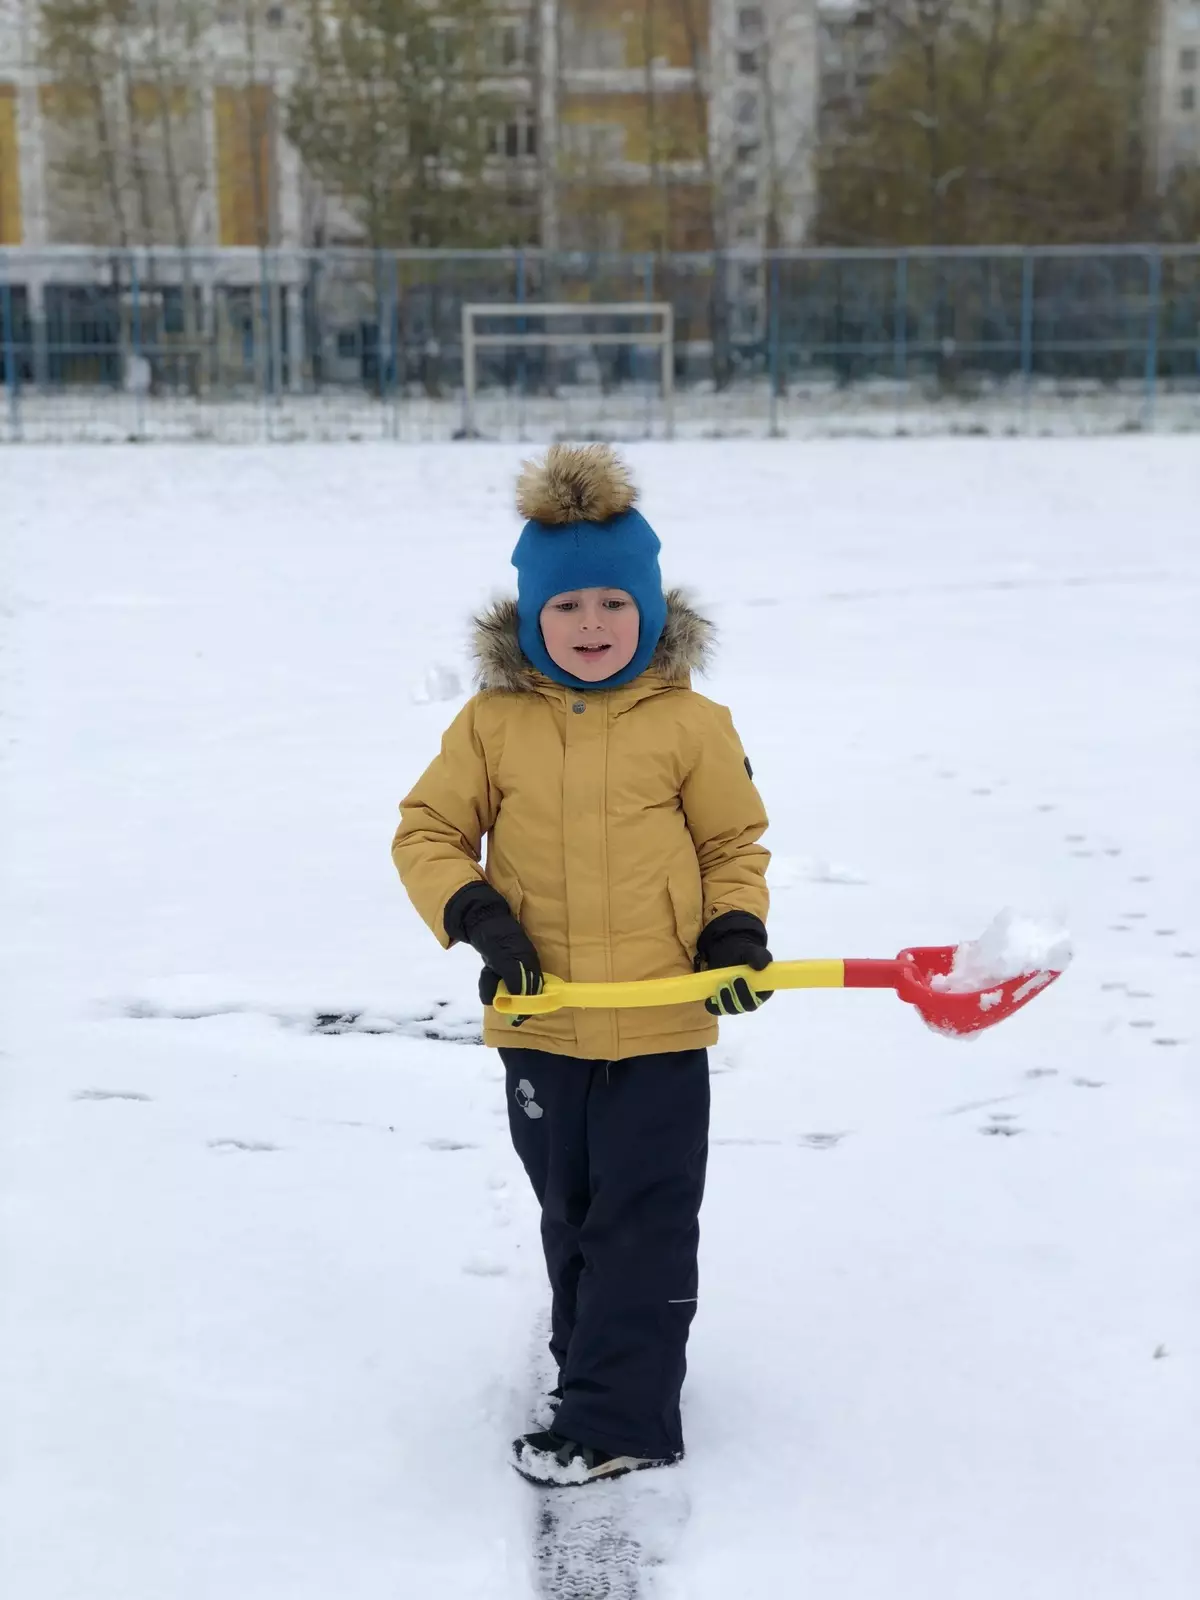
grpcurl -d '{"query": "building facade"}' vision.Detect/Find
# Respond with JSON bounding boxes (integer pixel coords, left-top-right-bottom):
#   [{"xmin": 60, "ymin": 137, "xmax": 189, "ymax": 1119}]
[
  {"xmin": 0, "ymin": 1, "xmax": 306, "ymax": 251},
  {"xmin": 0, "ymin": 0, "xmax": 820, "ymax": 254},
  {"xmin": 1148, "ymin": 0, "xmax": 1200, "ymax": 190}
]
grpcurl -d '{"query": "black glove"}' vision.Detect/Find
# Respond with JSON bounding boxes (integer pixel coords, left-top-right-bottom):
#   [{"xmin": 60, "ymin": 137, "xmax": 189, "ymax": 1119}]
[
  {"xmin": 444, "ymin": 882, "xmax": 543, "ymax": 1026},
  {"xmin": 697, "ymin": 911, "xmax": 773, "ymax": 1017}
]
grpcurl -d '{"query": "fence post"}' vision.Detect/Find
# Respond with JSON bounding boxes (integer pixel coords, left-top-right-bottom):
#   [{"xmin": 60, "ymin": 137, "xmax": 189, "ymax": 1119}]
[
  {"xmin": 644, "ymin": 251, "xmax": 655, "ymax": 438},
  {"xmin": 893, "ymin": 254, "xmax": 907, "ymax": 382},
  {"xmin": 1144, "ymin": 249, "xmax": 1162, "ymax": 431},
  {"xmin": 1, "ymin": 254, "xmax": 20, "ymax": 442},
  {"xmin": 390, "ymin": 251, "xmax": 401, "ymax": 440},
  {"xmin": 1020, "ymin": 250, "xmax": 1034, "ymax": 430},
  {"xmin": 259, "ymin": 253, "xmax": 276, "ymax": 441},
  {"xmin": 373, "ymin": 247, "xmax": 387, "ymax": 437},
  {"xmin": 768, "ymin": 254, "xmax": 781, "ymax": 437},
  {"xmin": 130, "ymin": 251, "xmax": 144, "ymax": 441},
  {"xmin": 515, "ymin": 248, "xmax": 527, "ymax": 438},
  {"xmin": 461, "ymin": 301, "xmax": 476, "ymax": 437},
  {"xmin": 269, "ymin": 252, "xmax": 283, "ymax": 411}
]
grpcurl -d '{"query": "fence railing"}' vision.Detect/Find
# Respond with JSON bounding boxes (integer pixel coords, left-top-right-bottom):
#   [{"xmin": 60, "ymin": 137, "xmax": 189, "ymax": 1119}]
[{"xmin": 2, "ymin": 244, "xmax": 1199, "ymax": 442}]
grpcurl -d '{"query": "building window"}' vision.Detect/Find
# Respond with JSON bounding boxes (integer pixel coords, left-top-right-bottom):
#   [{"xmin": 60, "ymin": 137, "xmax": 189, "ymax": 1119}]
[
  {"xmin": 561, "ymin": 18, "xmax": 624, "ymax": 70},
  {"xmin": 504, "ymin": 21, "xmax": 532, "ymax": 66},
  {"xmin": 265, "ymin": 3, "xmax": 283, "ymax": 26},
  {"xmin": 735, "ymin": 90, "xmax": 758, "ymax": 126},
  {"xmin": 561, "ymin": 122, "xmax": 624, "ymax": 165},
  {"xmin": 489, "ymin": 111, "xmax": 537, "ymax": 159},
  {"xmin": 737, "ymin": 49, "xmax": 759, "ymax": 73},
  {"xmin": 738, "ymin": 5, "xmax": 763, "ymax": 32},
  {"xmin": 1182, "ymin": 48, "xmax": 1198, "ymax": 72},
  {"xmin": 737, "ymin": 175, "xmax": 757, "ymax": 203},
  {"xmin": 1182, "ymin": 85, "xmax": 1197, "ymax": 111}
]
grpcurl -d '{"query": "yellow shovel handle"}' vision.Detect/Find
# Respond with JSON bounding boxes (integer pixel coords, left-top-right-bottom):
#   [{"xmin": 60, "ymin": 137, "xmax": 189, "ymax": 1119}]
[{"xmin": 491, "ymin": 960, "xmax": 846, "ymax": 1016}]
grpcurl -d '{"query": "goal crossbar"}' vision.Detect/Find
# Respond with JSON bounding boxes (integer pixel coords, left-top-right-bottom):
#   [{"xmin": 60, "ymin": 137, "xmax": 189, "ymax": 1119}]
[{"xmin": 462, "ymin": 301, "xmax": 675, "ymax": 438}]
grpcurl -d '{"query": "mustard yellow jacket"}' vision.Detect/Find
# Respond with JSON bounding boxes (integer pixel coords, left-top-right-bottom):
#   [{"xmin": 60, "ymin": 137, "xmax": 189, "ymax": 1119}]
[{"xmin": 392, "ymin": 591, "xmax": 770, "ymax": 1059}]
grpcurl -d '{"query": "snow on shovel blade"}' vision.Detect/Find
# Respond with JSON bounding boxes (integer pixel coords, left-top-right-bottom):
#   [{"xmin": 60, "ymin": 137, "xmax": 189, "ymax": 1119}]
[{"xmin": 894, "ymin": 945, "xmax": 1065, "ymax": 1038}]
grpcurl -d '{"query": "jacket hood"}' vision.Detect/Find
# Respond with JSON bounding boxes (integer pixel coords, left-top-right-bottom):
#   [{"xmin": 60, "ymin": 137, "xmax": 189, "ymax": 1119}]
[{"xmin": 472, "ymin": 588, "xmax": 715, "ymax": 694}]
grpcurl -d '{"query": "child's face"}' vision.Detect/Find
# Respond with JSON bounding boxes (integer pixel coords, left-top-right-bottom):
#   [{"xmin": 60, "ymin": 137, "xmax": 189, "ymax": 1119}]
[{"xmin": 539, "ymin": 587, "xmax": 640, "ymax": 682}]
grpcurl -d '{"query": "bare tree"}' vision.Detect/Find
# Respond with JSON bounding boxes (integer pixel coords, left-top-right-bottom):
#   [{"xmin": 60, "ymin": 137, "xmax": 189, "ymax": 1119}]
[
  {"xmin": 38, "ymin": 0, "xmax": 212, "ymax": 248},
  {"xmin": 815, "ymin": 0, "xmax": 1159, "ymax": 245},
  {"xmin": 286, "ymin": 0, "xmax": 511, "ymax": 249},
  {"xmin": 38, "ymin": 0, "xmax": 216, "ymax": 391}
]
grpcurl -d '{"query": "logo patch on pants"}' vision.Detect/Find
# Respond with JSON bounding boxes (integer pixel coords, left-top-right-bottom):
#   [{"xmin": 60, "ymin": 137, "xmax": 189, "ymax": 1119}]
[{"xmin": 515, "ymin": 1078, "xmax": 543, "ymax": 1120}]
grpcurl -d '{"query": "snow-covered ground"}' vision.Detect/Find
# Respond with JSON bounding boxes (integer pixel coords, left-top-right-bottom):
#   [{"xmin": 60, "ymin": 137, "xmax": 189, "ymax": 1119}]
[{"xmin": 1, "ymin": 438, "xmax": 1197, "ymax": 1599}]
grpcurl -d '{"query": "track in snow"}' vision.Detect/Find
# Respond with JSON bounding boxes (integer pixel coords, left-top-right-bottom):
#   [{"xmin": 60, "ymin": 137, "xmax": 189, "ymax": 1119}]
[{"xmin": 523, "ymin": 1318, "xmax": 691, "ymax": 1598}]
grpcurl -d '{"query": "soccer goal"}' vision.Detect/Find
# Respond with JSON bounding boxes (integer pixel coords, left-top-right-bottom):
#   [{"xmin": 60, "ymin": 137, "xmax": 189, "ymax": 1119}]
[{"xmin": 461, "ymin": 302, "xmax": 676, "ymax": 440}]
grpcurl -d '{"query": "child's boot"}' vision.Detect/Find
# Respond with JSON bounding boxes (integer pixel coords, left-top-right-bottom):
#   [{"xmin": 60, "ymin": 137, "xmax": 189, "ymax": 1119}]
[{"xmin": 511, "ymin": 1428, "xmax": 679, "ymax": 1487}]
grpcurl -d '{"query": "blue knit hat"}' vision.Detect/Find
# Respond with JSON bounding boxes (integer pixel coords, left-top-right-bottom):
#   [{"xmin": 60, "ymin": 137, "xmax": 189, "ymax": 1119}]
[{"xmin": 511, "ymin": 445, "xmax": 667, "ymax": 690}]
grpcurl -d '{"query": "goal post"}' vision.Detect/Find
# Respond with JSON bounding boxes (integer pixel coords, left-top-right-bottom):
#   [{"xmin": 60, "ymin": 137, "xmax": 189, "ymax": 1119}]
[{"xmin": 461, "ymin": 302, "xmax": 675, "ymax": 440}]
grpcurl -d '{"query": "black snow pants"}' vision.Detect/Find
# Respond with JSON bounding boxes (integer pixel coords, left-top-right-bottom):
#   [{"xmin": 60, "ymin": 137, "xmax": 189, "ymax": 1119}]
[{"xmin": 499, "ymin": 1046, "xmax": 710, "ymax": 1462}]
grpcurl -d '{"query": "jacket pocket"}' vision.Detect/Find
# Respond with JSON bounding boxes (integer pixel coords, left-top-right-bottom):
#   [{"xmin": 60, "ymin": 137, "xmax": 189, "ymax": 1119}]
[
  {"xmin": 487, "ymin": 870, "xmax": 524, "ymax": 922},
  {"xmin": 667, "ymin": 859, "xmax": 703, "ymax": 962}
]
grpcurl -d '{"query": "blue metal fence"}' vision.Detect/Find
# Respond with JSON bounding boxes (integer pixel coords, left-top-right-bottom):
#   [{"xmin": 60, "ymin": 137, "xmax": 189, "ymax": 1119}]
[{"xmin": 1, "ymin": 244, "xmax": 1198, "ymax": 442}]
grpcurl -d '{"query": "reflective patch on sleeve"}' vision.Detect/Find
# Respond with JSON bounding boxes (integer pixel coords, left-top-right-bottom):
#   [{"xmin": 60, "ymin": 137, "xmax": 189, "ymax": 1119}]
[{"xmin": 744, "ymin": 756, "xmax": 754, "ymax": 780}]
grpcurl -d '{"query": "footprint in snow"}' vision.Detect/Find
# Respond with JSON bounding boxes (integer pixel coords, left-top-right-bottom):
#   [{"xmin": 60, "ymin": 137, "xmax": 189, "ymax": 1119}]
[
  {"xmin": 208, "ymin": 1138, "xmax": 280, "ymax": 1153},
  {"xmin": 1072, "ymin": 1077, "xmax": 1105, "ymax": 1089},
  {"xmin": 979, "ymin": 1121, "xmax": 1023, "ymax": 1137},
  {"xmin": 462, "ymin": 1256, "xmax": 507, "ymax": 1278},
  {"xmin": 944, "ymin": 1094, "xmax": 1018, "ymax": 1117},
  {"xmin": 74, "ymin": 1088, "xmax": 152, "ymax": 1103},
  {"xmin": 424, "ymin": 1137, "xmax": 478, "ymax": 1152},
  {"xmin": 713, "ymin": 1136, "xmax": 782, "ymax": 1147},
  {"xmin": 797, "ymin": 1132, "xmax": 848, "ymax": 1150},
  {"xmin": 1024, "ymin": 1067, "xmax": 1058, "ymax": 1079}
]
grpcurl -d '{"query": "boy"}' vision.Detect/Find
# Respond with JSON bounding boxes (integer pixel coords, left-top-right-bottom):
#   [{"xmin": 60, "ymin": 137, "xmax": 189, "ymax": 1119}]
[{"xmin": 392, "ymin": 444, "xmax": 771, "ymax": 1486}]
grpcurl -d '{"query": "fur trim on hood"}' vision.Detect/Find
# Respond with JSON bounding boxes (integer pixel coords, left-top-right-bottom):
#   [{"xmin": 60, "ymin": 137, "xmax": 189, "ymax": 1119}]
[
  {"xmin": 473, "ymin": 588, "xmax": 714, "ymax": 693},
  {"xmin": 515, "ymin": 443, "xmax": 637, "ymax": 526}
]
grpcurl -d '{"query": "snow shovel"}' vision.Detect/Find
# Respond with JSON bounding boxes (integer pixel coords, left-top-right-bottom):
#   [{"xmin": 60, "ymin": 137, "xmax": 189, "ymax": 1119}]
[{"xmin": 491, "ymin": 946, "xmax": 1066, "ymax": 1038}]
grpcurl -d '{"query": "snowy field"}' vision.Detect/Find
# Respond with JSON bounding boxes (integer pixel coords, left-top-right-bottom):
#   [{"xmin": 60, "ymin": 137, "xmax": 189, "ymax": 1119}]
[{"xmin": 2, "ymin": 437, "xmax": 1197, "ymax": 1599}]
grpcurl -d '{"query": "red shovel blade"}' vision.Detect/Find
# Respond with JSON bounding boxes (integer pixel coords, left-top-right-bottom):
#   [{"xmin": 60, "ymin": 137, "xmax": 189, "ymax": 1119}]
[{"xmin": 894, "ymin": 945, "xmax": 1065, "ymax": 1038}]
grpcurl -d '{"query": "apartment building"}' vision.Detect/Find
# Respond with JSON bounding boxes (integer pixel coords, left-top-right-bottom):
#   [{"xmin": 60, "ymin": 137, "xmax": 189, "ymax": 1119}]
[
  {"xmin": 1148, "ymin": 0, "xmax": 1200, "ymax": 189},
  {"xmin": 0, "ymin": 0, "xmax": 820, "ymax": 253},
  {"xmin": 817, "ymin": 0, "xmax": 891, "ymax": 140},
  {"xmin": 0, "ymin": 2, "xmax": 312, "ymax": 251},
  {"xmin": 548, "ymin": 0, "xmax": 817, "ymax": 253}
]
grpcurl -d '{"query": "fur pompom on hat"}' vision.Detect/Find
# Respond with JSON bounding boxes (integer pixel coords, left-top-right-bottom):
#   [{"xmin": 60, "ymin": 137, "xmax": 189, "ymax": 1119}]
[
  {"xmin": 510, "ymin": 443, "xmax": 667, "ymax": 692},
  {"xmin": 515, "ymin": 443, "xmax": 637, "ymax": 526}
]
